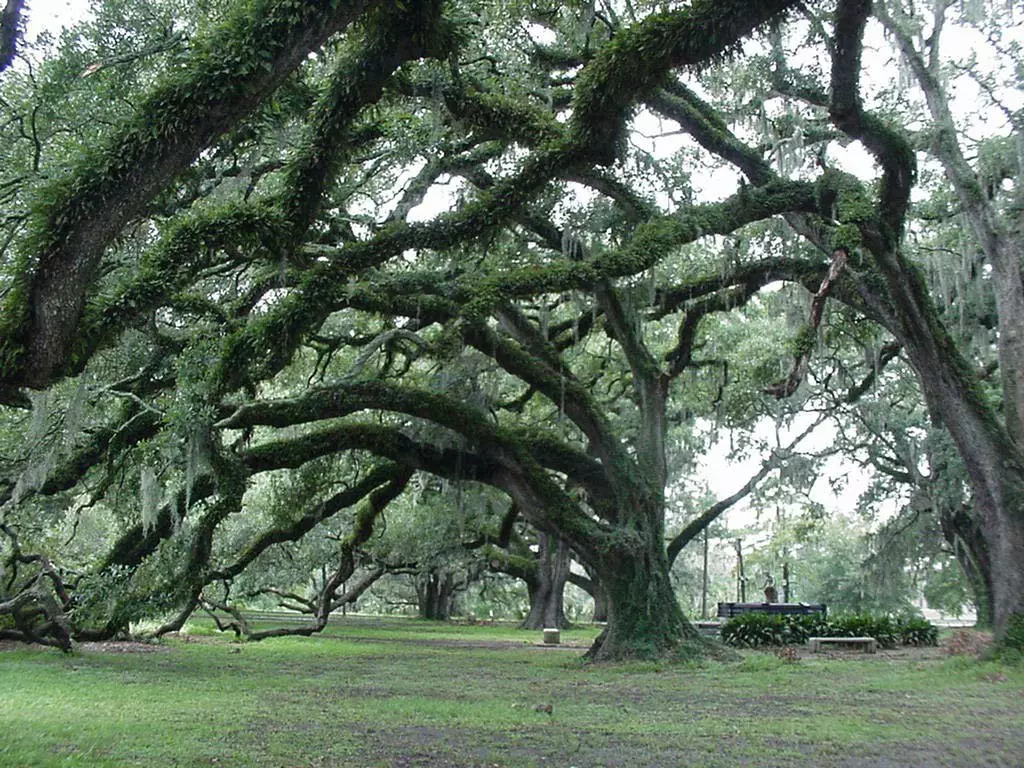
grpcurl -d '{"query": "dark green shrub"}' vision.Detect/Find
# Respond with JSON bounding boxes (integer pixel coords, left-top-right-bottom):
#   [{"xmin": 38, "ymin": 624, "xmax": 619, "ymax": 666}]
[
  {"xmin": 897, "ymin": 616, "xmax": 939, "ymax": 646},
  {"xmin": 721, "ymin": 613, "xmax": 787, "ymax": 648},
  {"xmin": 828, "ymin": 614, "xmax": 899, "ymax": 649},
  {"xmin": 721, "ymin": 612, "xmax": 936, "ymax": 649},
  {"xmin": 721, "ymin": 613, "xmax": 828, "ymax": 647},
  {"xmin": 782, "ymin": 613, "xmax": 829, "ymax": 643},
  {"xmin": 1002, "ymin": 613, "xmax": 1024, "ymax": 651}
]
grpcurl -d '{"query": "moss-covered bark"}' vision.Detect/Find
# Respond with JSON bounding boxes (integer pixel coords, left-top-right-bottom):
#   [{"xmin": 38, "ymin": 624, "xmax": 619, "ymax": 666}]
[
  {"xmin": 2, "ymin": 0, "xmax": 379, "ymax": 392},
  {"xmin": 585, "ymin": 518, "xmax": 704, "ymax": 661}
]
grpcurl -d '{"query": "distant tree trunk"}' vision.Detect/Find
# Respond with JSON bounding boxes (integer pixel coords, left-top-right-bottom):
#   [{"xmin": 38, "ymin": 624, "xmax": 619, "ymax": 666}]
[
  {"xmin": 940, "ymin": 505, "xmax": 995, "ymax": 630},
  {"xmin": 416, "ymin": 569, "xmax": 457, "ymax": 621},
  {"xmin": 590, "ymin": 572, "xmax": 608, "ymax": 623},
  {"xmin": 520, "ymin": 533, "xmax": 572, "ymax": 630},
  {"xmin": 567, "ymin": 567, "xmax": 607, "ymax": 622}
]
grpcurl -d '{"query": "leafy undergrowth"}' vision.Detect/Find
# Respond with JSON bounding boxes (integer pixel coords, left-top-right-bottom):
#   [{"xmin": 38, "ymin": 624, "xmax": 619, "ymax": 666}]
[{"xmin": 2, "ymin": 617, "xmax": 1023, "ymax": 767}]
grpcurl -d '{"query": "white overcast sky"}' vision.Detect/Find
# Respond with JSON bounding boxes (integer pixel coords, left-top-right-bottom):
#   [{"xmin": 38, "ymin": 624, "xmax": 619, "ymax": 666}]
[{"xmin": 24, "ymin": 0, "xmax": 92, "ymax": 41}]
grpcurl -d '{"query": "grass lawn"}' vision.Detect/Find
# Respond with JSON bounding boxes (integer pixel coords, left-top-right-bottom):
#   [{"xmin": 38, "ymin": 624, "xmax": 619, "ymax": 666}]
[{"xmin": 1, "ymin": 617, "xmax": 1022, "ymax": 767}]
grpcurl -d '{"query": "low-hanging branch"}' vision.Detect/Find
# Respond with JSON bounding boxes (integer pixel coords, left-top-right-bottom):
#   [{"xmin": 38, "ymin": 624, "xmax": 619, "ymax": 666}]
[
  {"xmin": 210, "ymin": 462, "xmax": 410, "ymax": 582},
  {"xmin": 224, "ymin": 379, "xmax": 615, "ymax": 502},
  {"xmin": 197, "ymin": 466, "xmax": 410, "ymax": 641}
]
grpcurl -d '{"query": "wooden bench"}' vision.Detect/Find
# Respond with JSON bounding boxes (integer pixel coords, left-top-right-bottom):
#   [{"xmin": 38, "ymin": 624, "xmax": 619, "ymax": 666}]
[{"xmin": 808, "ymin": 636, "xmax": 877, "ymax": 653}]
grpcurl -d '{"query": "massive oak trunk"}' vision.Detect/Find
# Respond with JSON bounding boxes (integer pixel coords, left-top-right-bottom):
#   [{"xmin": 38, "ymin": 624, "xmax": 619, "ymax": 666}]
[
  {"xmin": 585, "ymin": 541, "xmax": 700, "ymax": 661},
  {"xmin": 581, "ymin": 498, "xmax": 705, "ymax": 661}
]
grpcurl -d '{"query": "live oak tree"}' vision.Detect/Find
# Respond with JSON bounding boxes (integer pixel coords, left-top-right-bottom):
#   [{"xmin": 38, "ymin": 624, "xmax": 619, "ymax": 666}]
[
  {"xmin": 2, "ymin": 0, "xmax": 1024, "ymax": 658},
  {"xmin": 701, "ymin": 0, "xmax": 1024, "ymax": 639}
]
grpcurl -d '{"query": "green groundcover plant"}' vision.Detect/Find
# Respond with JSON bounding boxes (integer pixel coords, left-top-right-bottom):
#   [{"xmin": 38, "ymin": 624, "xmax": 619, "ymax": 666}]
[{"xmin": 720, "ymin": 613, "xmax": 938, "ymax": 649}]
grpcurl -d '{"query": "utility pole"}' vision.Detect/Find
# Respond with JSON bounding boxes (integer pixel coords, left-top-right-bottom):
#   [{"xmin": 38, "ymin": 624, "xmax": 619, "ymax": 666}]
[
  {"xmin": 734, "ymin": 539, "xmax": 746, "ymax": 602},
  {"xmin": 701, "ymin": 527, "xmax": 709, "ymax": 619}
]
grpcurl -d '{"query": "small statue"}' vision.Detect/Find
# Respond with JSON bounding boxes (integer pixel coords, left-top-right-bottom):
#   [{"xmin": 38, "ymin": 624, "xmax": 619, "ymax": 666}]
[{"xmin": 763, "ymin": 574, "xmax": 778, "ymax": 603}]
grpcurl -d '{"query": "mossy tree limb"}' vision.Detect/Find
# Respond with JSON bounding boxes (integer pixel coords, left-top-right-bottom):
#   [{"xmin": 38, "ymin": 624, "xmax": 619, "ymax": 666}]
[{"xmin": 2, "ymin": 0, "xmax": 380, "ymax": 392}]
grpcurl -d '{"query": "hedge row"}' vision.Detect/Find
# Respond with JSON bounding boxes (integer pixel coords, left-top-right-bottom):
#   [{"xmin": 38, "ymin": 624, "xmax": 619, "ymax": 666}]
[{"xmin": 719, "ymin": 613, "xmax": 938, "ymax": 649}]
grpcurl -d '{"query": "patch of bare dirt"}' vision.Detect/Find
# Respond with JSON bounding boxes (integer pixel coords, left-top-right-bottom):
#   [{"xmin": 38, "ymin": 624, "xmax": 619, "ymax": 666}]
[
  {"xmin": 0, "ymin": 640, "xmax": 46, "ymax": 653},
  {"xmin": 327, "ymin": 632, "xmax": 591, "ymax": 651},
  {"xmin": 0, "ymin": 639, "xmax": 172, "ymax": 653},
  {"xmin": 77, "ymin": 641, "xmax": 172, "ymax": 653},
  {"xmin": 767, "ymin": 644, "xmax": 948, "ymax": 662}
]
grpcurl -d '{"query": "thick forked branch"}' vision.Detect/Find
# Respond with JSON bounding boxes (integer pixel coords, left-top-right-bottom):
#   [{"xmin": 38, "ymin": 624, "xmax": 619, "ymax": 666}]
[
  {"xmin": 830, "ymin": 0, "xmax": 914, "ymax": 249},
  {"xmin": 764, "ymin": 247, "xmax": 848, "ymax": 398},
  {"xmin": 570, "ymin": 0, "xmax": 800, "ymax": 164},
  {"xmin": 1, "ymin": 0, "xmax": 378, "ymax": 395},
  {"xmin": 646, "ymin": 83, "xmax": 774, "ymax": 186},
  {"xmin": 646, "ymin": 79, "xmax": 839, "ymax": 261}
]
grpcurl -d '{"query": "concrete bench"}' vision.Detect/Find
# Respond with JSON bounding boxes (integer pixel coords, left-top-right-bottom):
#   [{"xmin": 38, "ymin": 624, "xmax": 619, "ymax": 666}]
[
  {"xmin": 696, "ymin": 621, "xmax": 722, "ymax": 637},
  {"xmin": 808, "ymin": 636, "xmax": 877, "ymax": 653}
]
